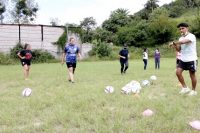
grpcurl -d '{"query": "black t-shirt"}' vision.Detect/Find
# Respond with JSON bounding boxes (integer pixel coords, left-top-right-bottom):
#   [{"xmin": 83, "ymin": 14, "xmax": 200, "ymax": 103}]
[
  {"xmin": 19, "ymin": 50, "xmax": 32, "ymax": 62},
  {"xmin": 119, "ymin": 48, "xmax": 129, "ymax": 62}
]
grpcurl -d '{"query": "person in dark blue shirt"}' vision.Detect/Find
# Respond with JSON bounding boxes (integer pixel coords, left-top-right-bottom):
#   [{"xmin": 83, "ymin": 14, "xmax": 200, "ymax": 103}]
[
  {"xmin": 17, "ymin": 43, "xmax": 32, "ymax": 80},
  {"xmin": 61, "ymin": 37, "xmax": 81, "ymax": 83},
  {"xmin": 119, "ymin": 44, "xmax": 129, "ymax": 74}
]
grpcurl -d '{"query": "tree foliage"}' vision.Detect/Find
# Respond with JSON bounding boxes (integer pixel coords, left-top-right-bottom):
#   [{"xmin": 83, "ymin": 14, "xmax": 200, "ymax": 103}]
[
  {"xmin": 11, "ymin": 0, "xmax": 38, "ymax": 24},
  {"xmin": 102, "ymin": 8, "xmax": 130, "ymax": 33}
]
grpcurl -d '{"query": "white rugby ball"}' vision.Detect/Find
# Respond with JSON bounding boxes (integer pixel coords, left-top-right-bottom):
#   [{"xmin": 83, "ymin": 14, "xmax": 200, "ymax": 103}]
[
  {"xmin": 141, "ymin": 80, "xmax": 150, "ymax": 86},
  {"xmin": 150, "ymin": 75, "xmax": 157, "ymax": 81},
  {"xmin": 22, "ymin": 88, "xmax": 32, "ymax": 97},
  {"xmin": 104, "ymin": 86, "xmax": 114, "ymax": 93}
]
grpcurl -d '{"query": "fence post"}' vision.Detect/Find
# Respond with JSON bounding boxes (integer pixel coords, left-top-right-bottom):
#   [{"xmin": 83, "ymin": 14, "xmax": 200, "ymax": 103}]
[{"xmin": 19, "ymin": 24, "xmax": 21, "ymax": 43}]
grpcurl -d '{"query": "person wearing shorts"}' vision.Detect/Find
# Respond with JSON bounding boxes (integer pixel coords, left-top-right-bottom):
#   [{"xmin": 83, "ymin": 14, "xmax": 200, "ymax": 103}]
[
  {"xmin": 17, "ymin": 43, "xmax": 32, "ymax": 80},
  {"xmin": 61, "ymin": 37, "xmax": 81, "ymax": 83},
  {"xmin": 170, "ymin": 22, "xmax": 198, "ymax": 96},
  {"xmin": 119, "ymin": 44, "xmax": 129, "ymax": 74},
  {"xmin": 143, "ymin": 48, "xmax": 148, "ymax": 70}
]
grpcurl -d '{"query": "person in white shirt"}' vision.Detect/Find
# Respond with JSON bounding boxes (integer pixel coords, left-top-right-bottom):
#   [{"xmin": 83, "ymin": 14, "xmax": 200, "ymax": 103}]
[
  {"xmin": 170, "ymin": 22, "xmax": 198, "ymax": 96},
  {"xmin": 143, "ymin": 48, "xmax": 148, "ymax": 70}
]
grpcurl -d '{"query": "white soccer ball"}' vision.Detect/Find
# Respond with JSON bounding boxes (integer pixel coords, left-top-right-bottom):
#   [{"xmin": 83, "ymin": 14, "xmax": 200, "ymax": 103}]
[
  {"xmin": 141, "ymin": 80, "xmax": 150, "ymax": 86},
  {"xmin": 22, "ymin": 88, "xmax": 32, "ymax": 97},
  {"xmin": 150, "ymin": 75, "xmax": 157, "ymax": 81},
  {"xmin": 104, "ymin": 86, "xmax": 114, "ymax": 94}
]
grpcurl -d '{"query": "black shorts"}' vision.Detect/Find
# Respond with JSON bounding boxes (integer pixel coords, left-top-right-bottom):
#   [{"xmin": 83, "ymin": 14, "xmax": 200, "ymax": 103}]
[
  {"xmin": 177, "ymin": 60, "xmax": 198, "ymax": 72},
  {"xmin": 21, "ymin": 60, "xmax": 31, "ymax": 66},
  {"xmin": 176, "ymin": 59, "xmax": 181, "ymax": 67},
  {"xmin": 66, "ymin": 62, "xmax": 76, "ymax": 68},
  {"xmin": 120, "ymin": 60, "xmax": 128, "ymax": 66}
]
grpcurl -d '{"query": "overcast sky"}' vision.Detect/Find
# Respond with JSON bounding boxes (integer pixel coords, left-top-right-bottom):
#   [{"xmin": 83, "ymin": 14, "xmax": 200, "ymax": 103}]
[{"xmin": 35, "ymin": 0, "xmax": 173, "ymax": 26}]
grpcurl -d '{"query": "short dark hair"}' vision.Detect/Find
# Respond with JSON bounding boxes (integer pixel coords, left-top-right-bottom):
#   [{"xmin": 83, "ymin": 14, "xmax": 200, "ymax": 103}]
[{"xmin": 177, "ymin": 22, "xmax": 189, "ymax": 28}]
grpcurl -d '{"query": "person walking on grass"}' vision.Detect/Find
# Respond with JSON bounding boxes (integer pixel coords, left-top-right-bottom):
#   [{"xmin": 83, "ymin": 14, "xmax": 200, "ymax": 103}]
[
  {"xmin": 61, "ymin": 37, "xmax": 81, "ymax": 83},
  {"xmin": 119, "ymin": 44, "xmax": 129, "ymax": 74},
  {"xmin": 154, "ymin": 48, "xmax": 160, "ymax": 69},
  {"xmin": 143, "ymin": 48, "xmax": 148, "ymax": 70},
  {"xmin": 170, "ymin": 22, "xmax": 198, "ymax": 96},
  {"xmin": 17, "ymin": 43, "xmax": 32, "ymax": 80}
]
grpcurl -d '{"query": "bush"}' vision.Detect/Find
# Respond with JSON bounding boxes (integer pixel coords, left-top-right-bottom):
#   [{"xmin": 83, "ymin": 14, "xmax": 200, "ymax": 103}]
[
  {"xmin": 0, "ymin": 53, "xmax": 15, "ymax": 65},
  {"xmin": 32, "ymin": 50, "xmax": 56, "ymax": 63},
  {"xmin": 10, "ymin": 43, "xmax": 23, "ymax": 59},
  {"xmin": 89, "ymin": 41, "xmax": 112, "ymax": 58}
]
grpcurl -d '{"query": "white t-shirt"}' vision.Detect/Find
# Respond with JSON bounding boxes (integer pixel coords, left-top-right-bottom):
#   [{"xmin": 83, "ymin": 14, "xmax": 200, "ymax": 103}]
[
  {"xmin": 143, "ymin": 52, "xmax": 148, "ymax": 59},
  {"xmin": 179, "ymin": 33, "xmax": 197, "ymax": 62}
]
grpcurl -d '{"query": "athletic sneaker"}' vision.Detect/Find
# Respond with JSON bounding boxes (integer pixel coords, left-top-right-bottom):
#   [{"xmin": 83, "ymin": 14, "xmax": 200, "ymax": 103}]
[
  {"xmin": 188, "ymin": 90, "xmax": 197, "ymax": 96},
  {"xmin": 179, "ymin": 87, "xmax": 190, "ymax": 94}
]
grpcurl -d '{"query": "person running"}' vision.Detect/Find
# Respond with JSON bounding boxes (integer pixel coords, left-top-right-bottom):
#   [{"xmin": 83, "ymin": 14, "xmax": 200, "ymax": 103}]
[
  {"xmin": 143, "ymin": 48, "xmax": 148, "ymax": 70},
  {"xmin": 154, "ymin": 48, "xmax": 160, "ymax": 69},
  {"xmin": 61, "ymin": 37, "xmax": 81, "ymax": 83},
  {"xmin": 119, "ymin": 44, "xmax": 129, "ymax": 74},
  {"xmin": 170, "ymin": 22, "xmax": 198, "ymax": 96},
  {"xmin": 17, "ymin": 43, "xmax": 32, "ymax": 80}
]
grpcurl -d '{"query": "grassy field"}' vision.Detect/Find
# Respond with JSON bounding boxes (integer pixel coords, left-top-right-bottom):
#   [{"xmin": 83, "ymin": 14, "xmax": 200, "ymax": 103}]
[{"xmin": 0, "ymin": 58, "xmax": 200, "ymax": 133}]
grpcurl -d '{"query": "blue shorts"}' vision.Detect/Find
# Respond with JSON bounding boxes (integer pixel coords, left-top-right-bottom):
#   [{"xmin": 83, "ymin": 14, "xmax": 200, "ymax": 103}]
[{"xmin": 177, "ymin": 60, "xmax": 198, "ymax": 72}]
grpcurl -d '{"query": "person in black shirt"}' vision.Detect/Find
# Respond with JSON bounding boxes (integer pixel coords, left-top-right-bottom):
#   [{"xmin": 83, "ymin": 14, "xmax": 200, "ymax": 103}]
[
  {"xmin": 17, "ymin": 43, "xmax": 32, "ymax": 80},
  {"xmin": 119, "ymin": 44, "xmax": 129, "ymax": 74}
]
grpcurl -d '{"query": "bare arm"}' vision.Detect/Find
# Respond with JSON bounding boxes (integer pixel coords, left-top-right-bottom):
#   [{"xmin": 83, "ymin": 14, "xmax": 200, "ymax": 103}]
[
  {"xmin": 17, "ymin": 52, "xmax": 25, "ymax": 59},
  {"xmin": 61, "ymin": 52, "xmax": 66, "ymax": 64},
  {"xmin": 119, "ymin": 55, "xmax": 126, "ymax": 59},
  {"xmin": 78, "ymin": 52, "xmax": 82, "ymax": 60}
]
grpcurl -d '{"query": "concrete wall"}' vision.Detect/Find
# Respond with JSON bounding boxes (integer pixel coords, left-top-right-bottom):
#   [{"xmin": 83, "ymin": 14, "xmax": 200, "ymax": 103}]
[
  {"xmin": 0, "ymin": 24, "xmax": 92, "ymax": 59},
  {"xmin": 0, "ymin": 24, "xmax": 64, "ymax": 58}
]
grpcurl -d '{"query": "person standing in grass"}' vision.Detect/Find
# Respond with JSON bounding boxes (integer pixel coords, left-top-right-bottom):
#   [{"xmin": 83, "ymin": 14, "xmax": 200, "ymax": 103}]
[
  {"xmin": 119, "ymin": 44, "xmax": 129, "ymax": 74},
  {"xmin": 170, "ymin": 22, "xmax": 198, "ymax": 96},
  {"xmin": 17, "ymin": 43, "xmax": 32, "ymax": 80},
  {"xmin": 143, "ymin": 48, "xmax": 148, "ymax": 70},
  {"xmin": 61, "ymin": 37, "xmax": 81, "ymax": 83},
  {"xmin": 154, "ymin": 48, "xmax": 160, "ymax": 69}
]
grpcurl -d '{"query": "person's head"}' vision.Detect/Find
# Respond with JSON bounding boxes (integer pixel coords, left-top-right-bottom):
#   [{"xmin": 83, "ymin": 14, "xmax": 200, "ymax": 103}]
[
  {"xmin": 123, "ymin": 43, "xmax": 128, "ymax": 49},
  {"xmin": 144, "ymin": 48, "xmax": 147, "ymax": 52},
  {"xmin": 69, "ymin": 37, "xmax": 75, "ymax": 44},
  {"xmin": 155, "ymin": 48, "xmax": 159, "ymax": 52},
  {"xmin": 177, "ymin": 22, "xmax": 189, "ymax": 36},
  {"xmin": 24, "ymin": 43, "xmax": 31, "ymax": 50}
]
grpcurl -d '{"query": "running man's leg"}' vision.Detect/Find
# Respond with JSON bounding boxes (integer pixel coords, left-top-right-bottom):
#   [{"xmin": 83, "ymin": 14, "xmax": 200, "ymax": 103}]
[
  {"xmin": 124, "ymin": 61, "xmax": 129, "ymax": 73},
  {"xmin": 120, "ymin": 61, "xmax": 125, "ymax": 74},
  {"xmin": 189, "ymin": 70, "xmax": 197, "ymax": 91},
  {"xmin": 176, "ymin": 68, "xmax": 187, "ymax": 88}
]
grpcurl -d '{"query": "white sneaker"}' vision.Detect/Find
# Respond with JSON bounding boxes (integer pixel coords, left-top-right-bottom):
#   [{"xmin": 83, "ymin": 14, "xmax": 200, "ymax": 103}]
[
  {"xmin": 188, "ymin": 90, "xmax": 197, "ymax": 96},
  {"xmin": 179, "ymin": 87, "xmax": 190, "ymax": 94}
]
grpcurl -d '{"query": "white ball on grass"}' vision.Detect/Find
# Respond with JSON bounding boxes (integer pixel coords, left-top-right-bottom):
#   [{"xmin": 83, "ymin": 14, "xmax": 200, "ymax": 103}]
[
  {"xmin": 141, "ymin": 80, "xmax": 150, "ymax": 86},
  {"xmin": 150, "ymin": 75, "xmax": 157, "ymax": 81},
  {"xmin": 104, "ymin": 86, "xmax": 114, "ymax": 94},
  {"xmin": 22, "ymin": 88, "xmax": 32, "ymax": 97}
]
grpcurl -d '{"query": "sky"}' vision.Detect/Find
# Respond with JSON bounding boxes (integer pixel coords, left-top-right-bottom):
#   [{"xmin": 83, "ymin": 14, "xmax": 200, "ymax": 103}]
[{"xmin": 35, "ymin": 0, "xmax": 173, "ymax": 26}]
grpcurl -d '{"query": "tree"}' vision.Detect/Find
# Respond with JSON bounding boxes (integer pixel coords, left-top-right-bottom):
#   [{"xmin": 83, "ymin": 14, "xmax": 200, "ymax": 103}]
[
  {"xmin": 50, "ymin": 17, "xmax": 60, "ymax": 26},
  {"xmin": 80, "ymin": 17, "xmax": 96, "ymax": 32},
  {"xmin": 102, "ymin": 8, "xmax": 130, "ymax": 33},
  {"xmin": 80, "ymin": 17, "xmax": 96, "ymax": 42},
  {"xmin": 145, "ymin": 0, "xmax": 159, "ymax": 13},
  {"xmin": 0, "ymin": 0, "xmax": 6, "ymax": 24},
  {"xmin": 11, "ymin": 0, "xmax": 38, "ymax": 24}
]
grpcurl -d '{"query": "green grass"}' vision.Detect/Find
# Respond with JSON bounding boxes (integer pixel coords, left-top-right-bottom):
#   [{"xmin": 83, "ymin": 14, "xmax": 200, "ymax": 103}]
[{"xmin": 0, "ymin": 58, "xmax": 200, "ymax": 133}]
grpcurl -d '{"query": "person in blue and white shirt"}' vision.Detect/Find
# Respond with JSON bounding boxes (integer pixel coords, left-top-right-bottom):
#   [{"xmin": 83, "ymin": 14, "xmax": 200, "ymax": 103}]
[
  {"xmin": 61, "ymin": 37, "xmax": 82, "ymax": 83},
  {"xmin": 170, "ymin": 22, "xmax": 198, "ymax": 96}
]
